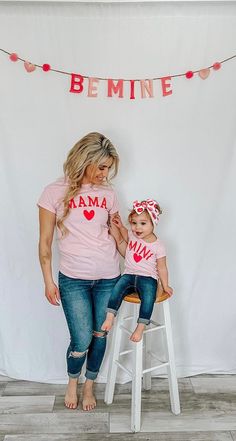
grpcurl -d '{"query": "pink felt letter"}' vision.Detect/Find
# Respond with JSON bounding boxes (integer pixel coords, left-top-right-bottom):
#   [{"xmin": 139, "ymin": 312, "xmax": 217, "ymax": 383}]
[
  {"xmin": 161, "ymin": 77, "xmax": 172, "ymax": 97},
  {"xmin": 107, "ymin": 79, "xmax": 124, "ymax": 98},
  {"xmin": 140, "ymin": 80, "xmax": 154, "ymax": 98},
  {"xmin": 70, "ymin": 74, "xmax": 84, "ymax": 94},
  {"xmin": 88, "ymin": 77, "xmax": 99, "ymax": 97}
]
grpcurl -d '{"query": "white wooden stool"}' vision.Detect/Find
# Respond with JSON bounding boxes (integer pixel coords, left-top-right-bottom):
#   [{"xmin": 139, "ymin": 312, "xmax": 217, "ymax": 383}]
[{"xmin": 104, "ymin": 286, "xmax": 180, "ymax": 432}]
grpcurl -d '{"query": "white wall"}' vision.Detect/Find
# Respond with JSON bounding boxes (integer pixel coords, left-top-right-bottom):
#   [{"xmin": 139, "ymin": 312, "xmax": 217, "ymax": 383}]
[{"xmin": 0, "ymin": 1, "xmax": 236, "ymax": 383}]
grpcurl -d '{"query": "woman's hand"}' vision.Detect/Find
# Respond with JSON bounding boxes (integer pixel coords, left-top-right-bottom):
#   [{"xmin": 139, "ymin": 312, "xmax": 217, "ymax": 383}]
[
  {"xmin": 45, "ymin": 282, "xmax": 61, "ymax": 306},
  {"xmin": 163, "ymin": 286, "xmax": 173, "ymax": 297}
]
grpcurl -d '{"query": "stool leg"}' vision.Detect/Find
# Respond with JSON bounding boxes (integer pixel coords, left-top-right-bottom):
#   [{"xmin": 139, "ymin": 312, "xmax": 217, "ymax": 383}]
[
  {"xmin": 131, "ymin": 339, "xmax": 143, "ymax": 432},
  {"xmin": 143, "ymin": 330, "xmax": 152, "ymax": 390},
  {"xmin": 162, "ymin": 300, "xmax": 181, "ymax": 415},
  {"xmin": 104, "ymin": 307, "xmax": 124, "ymax": 405}
]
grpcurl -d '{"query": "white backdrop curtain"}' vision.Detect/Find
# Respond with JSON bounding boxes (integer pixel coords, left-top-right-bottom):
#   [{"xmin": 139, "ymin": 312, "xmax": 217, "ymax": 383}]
[{"xmin": 0, "ymin": 1, "xmax": 236, "ymax": 383}]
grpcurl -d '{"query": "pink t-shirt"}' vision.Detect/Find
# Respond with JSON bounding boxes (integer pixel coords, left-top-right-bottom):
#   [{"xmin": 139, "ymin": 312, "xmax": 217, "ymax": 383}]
[
  {"xmin": 38, "ymin": 177, "xmax": 120, "ymax": 280},
  {"xmin": 123, "ymin": 231, "xmax": 166, "ymax": 280}
]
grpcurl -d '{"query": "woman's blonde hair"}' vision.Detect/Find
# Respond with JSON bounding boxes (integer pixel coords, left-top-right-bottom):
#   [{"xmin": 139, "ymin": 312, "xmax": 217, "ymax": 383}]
[{"xmin": 57, "ymin": 132, "xmax": 119, "ymax": 235}]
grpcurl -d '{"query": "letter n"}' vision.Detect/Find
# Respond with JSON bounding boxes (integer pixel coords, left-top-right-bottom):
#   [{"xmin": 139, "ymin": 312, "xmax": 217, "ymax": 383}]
[{"xmin": 140, "ymin": 80, "xmax": 154, "ymax": 98}]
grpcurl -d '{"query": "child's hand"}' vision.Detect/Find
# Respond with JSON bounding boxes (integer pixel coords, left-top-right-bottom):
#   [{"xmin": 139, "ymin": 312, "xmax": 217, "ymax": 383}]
[
  {"xmin": 164, "ymin": 286, "xmax": 173, "ymax": 297},
  {"xmin": 112, "ymin": 214, "xmax": 124, "ymax": 229}
]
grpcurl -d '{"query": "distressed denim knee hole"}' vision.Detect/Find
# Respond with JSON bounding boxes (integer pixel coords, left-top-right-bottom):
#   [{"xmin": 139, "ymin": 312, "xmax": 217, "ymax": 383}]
[
  {"xmin": 93, "ymin": 330, "xmax": 107, "ymax": 338},
  {"xmin": 69, "ymin": 351, "xmax": 86, "ymax": 358}
]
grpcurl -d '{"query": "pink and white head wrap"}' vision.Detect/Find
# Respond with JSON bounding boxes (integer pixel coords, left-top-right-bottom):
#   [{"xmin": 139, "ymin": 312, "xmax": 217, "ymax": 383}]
[{"xmin": 132, "ymin": 199, "xmax": 161, "ymax": 225}]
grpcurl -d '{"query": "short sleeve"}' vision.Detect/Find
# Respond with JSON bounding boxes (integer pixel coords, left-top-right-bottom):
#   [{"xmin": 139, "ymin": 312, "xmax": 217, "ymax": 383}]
[
  {"xmin": 156, "ymin": 239, "xmax": 166, "ymax": 259},
  {"xmin": 109, "ymin": 190, "xmax": 119, "ymax": 215},
  {"xmin": 37, "ymin": 185, "xmax": 56, "ymax": 214}
]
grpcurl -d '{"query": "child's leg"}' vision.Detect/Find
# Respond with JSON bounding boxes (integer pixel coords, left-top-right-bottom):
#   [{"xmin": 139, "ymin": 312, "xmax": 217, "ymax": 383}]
[
  {"xmin": 130, "ymin": 323, "xmax": 146, "ymax": 342},
  {"xmin": 130, "ymin": 276, "xmax": 157, "ymax": 342},
  {"xmin": 101, "ymin": 274, "xmax": 134, "ymax": 331},
  {"xmin": 101, "ymin": 311, "xmax": 115, "ymax": 331}
]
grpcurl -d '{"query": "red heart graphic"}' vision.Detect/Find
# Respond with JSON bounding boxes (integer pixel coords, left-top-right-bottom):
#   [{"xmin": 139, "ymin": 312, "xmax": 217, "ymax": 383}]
[
  {"xmin": 84, "ymin": 210, "xmax": 95, "ymax": 220},
  {"xmin": 133, "ymin": 253, "xmax": 142, "ymax": 263}
]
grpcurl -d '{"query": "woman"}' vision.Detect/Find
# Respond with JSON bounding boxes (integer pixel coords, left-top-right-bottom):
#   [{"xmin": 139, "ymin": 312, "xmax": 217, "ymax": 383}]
[{"xmin": 38, "ymin": 132, "xmax": 120, "ymax": 411}]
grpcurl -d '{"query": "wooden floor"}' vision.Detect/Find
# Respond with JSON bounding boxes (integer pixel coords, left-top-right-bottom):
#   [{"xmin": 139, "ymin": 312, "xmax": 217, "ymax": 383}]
[{"xmin": 0, "ymin": 374, "xmax": 236, "ymax": 440}]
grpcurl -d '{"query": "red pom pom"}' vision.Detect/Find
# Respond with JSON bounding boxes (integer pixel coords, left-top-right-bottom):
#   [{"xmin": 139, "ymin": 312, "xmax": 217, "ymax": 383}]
[
  {"xmin": 42, "ymin": 63, "xmax": 51, "ymax": 72},
  {"xmin": 9, "ymin": 53, "xmax": 18, "ymax": 62},
  {"xmin": 185, "ymin": 71, "xmax": 194, "ymax": 79},
  {"xmin": 213, "ymin": 62, "xmax": 221, "ymax": 71}
]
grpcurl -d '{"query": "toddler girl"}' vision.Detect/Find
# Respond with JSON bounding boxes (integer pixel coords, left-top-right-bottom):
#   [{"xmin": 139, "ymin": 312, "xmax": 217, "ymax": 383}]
[{"xmin": 102, "ymin": 199, "xmax": 173, "ymax": 342}]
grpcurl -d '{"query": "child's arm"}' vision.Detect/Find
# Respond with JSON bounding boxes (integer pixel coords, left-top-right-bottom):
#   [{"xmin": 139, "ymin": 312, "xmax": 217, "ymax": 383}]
[
  {"xmin": 156, "ymin": 257, "xmax": 173, "ymax": 296},
  {"xmin": 112, "ymin": 214, "xmax": 129, "ymax": 242}
]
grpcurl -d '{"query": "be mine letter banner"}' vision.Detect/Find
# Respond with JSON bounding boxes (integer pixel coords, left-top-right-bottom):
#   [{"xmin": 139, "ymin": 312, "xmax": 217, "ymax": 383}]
[
  {"xmin": 70, "ymin": 74, "xmax": 172, "ymax": 99},
  {"xmin": 3, "ymin": 48, "xmax": 234, "ymax": 100}
]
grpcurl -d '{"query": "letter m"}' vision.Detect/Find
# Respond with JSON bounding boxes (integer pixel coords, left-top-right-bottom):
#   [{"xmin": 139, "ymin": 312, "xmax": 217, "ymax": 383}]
[
  {"xmin": 88, "ymin": 196, "xmax": 99, "ymax": 207},
  {"xmin": 107, "ymin": 79, "xmax": 124, "ymax": 98},
  {"xmin": 129, "ymin": 240, "xmax": 137, "ymax": 251}
]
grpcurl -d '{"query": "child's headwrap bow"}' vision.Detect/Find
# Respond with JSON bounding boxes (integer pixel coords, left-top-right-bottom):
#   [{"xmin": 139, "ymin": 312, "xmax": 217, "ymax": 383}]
[{"xmin": 133, "ymin": 199, "xmax": 161, "ymax": 225}]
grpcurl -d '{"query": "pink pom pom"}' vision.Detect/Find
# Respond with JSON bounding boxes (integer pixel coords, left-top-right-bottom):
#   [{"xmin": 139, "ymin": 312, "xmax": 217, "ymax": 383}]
[
  {"xmin": 185, "ymin": 71, "xmax": 194, "ymax": 79},
  {"xmin": 42, "ymin": 64, "xmax": 51, "ymax": 72},
  {"xmin": 9, "ymin": 53, "xmax": 18, "ymax": 62},
  {"xmin": 213, "ymin": 62, "xmax": 221, "ymax": 71}
]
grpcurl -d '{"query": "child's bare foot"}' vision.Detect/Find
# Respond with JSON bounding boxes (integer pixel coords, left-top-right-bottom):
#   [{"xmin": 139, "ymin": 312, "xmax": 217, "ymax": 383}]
[
  {"xmin": 65, "ymin": 377, "xmax": 78, "ymax": 409},
  {"xmin": 82, "ymin": 379, "xmax": 96, "ymax": 411},
  {"xmin": 101, "ymin": 312, "xmax": 114, "ymax": 331},
  {"xmin": 130, "ymin": 323, "xmax": 145, "ymax": 342}
]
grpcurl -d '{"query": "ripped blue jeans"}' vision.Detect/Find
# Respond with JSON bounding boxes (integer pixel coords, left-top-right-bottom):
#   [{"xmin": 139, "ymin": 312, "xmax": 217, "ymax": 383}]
[{"xmin": 58, "ymin": 272, "xmax": 120, "ymax": 380}]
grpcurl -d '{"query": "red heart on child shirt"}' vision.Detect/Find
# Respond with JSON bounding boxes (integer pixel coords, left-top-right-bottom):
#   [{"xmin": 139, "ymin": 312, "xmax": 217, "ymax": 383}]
[
  {"xmin": 83, "ymin": 210, "xmax": 95, "ymax": 220},
  {"xmin": 133, "ymin": 253, "xmax": 142, "ymax": 263}
]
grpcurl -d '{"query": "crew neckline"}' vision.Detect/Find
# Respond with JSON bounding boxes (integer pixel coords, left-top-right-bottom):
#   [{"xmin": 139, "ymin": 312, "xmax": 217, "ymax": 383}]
[
  {"xmin": 130, "ymin": 230, "xmax": 158, "ymax": 245},
  {"xmin": 80, "ymin": 183, "xmax": 94, "ymax": 188}
]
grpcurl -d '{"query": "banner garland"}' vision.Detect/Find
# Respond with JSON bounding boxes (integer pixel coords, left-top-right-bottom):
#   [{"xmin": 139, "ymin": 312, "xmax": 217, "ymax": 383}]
[{"xmin": 1, "ymin": 48, "xmax": 236, "ymax": 100}]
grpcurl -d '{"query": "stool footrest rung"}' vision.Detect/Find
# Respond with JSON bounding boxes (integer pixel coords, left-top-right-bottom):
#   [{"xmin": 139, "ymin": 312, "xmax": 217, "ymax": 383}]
[
  {"xmin": 149, "ymin": 350, "xmax": 166, "ymax": 364},
  {"xmin": 120, "ymin": 349, "xmax": 133, "ymax": 356},
  {"xmin": 115, "ymin": 360, "xmax": 132, "ymax": 376},
  {"xmin": 150, "ymin": 319, "xmax": 162, "ymax": 326},
  {"xmin": 144, "ymin": 325, "xmax": 165, "ymax": 334},
  {"xmin": 142, "ymin": 362, "xmax": 169, "ymax": 374}
]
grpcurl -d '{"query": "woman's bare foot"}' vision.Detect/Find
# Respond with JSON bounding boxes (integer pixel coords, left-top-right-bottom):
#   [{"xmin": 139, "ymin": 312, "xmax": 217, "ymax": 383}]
[
  {"xmin": 101, "ymin": 312, "xmax": 114, "ymax": 332},
  {"xmin": 130, "ymin": 323, "xmax": 145, "ymax": 342},
  {"xmin": 65, "ymin": 377, "xmax": 78, "ymax": 409},
  {"xmin": 82, "ymin": 379, "xmax": 96, "ymax": 411}
]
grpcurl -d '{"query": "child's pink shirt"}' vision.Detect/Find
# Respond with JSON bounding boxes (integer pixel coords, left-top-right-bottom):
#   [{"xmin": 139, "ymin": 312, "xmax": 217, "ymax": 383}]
[
  {"xmin": 123, "ymin": 231, "xmax": 166, "ymax": 280},
  {"xmin": 38, "ymin": 177, "xmax": 120, "ymax": 280}
]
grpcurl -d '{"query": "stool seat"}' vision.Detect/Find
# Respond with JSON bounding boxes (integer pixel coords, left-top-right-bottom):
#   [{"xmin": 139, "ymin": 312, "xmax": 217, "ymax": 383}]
[
  {"xmin": 124, "ymin": 291, "xmax": 170, "ymax": 304},
  {"xmin": 124, "ymin": 280, "xmax": 170, "ymax": 304}
]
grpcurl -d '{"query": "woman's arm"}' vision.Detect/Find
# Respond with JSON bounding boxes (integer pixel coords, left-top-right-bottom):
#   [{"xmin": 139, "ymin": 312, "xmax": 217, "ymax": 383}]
[
  {"xmin": 156, "ymin": 257, "xmax": 173, "ymax": 296},
  {"xmin": 109, "ymin": 213, "xmax": 128, "ymax": 257},
  {"xmin": 38, "ymin": 207, "xmax": 61, "ymax": 306},
  {"xmin": 111, "ymin": 214, "xmax": 129, "ymax": 242},
  {"xmin": 116, "ymin": 237, "xmax": 128, "ymax": 258}
]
